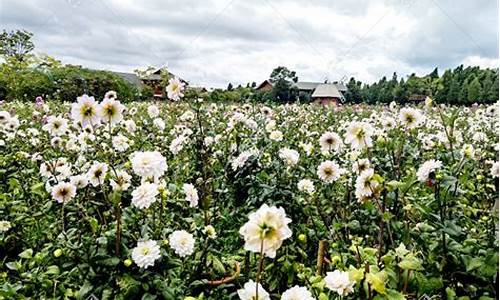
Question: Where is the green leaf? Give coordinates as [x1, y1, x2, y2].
[374, 289, 406, 300]
[366, 270, 387, 294]
[398, 254, 423, 270]
[18, 248, 33, 259]
[464, 256, 482, 272]
[45, 265, 60, 275]
[6, 261, 20, 271]
[100, 257, 120, 267]
[75, 281, 93, 300]
[395, 243, 409, 258]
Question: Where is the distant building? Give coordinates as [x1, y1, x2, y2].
[408, 94, 427, 103]
[255, 80, 273, 92]
[112, 68, 188, 99]
[311, 83, 344, 106]
[255, 80, 347, 105]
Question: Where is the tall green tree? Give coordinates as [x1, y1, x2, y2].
[269, 66, 299, 102]
[0, 29, 34, 62]
[467, 76, 481, 103]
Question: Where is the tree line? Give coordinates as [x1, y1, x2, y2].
[344, 66, 499, 105]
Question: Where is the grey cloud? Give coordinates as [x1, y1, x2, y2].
[0, 0, 497, 87]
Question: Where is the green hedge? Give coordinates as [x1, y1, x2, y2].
[0, 65, 142, 102]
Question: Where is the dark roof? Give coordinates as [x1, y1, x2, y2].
[294, 81, 319, 90]
[112, 71, 142, 87]
[256, 80, 347, 92]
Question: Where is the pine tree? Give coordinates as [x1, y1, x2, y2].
[467, 77, 481, 103]
[488, 75, 499, 103]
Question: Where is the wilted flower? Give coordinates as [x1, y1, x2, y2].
[110, 170, 132, 191]
[231, 150, 257, 171]
[239, 204, 292, 258]
[353, 158, 371, 174]
[278, 148, 299, 166]
[131, 240, 161, 269]
[183, 183, 199, 207]
[416, 159, 442, 182]
[203, 225, 217, 239]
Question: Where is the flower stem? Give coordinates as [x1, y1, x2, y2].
[255, 239, 265, 299]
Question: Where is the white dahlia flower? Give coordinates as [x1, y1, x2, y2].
[98, 98, 124, 125]
[51, 182, 76, 204]
[399, 107, 425, 129]
[130, 151, 167, 179]
[317, 160, 346, 183]
[166, 77, 185, 101]
[71, 94, 100, 126]
[319, 131, 343, 153]
[344, 121, 374, 150]
[281, 285, 314, 300]
[239, 204, 292, 258]
[297, 179, 315, 194]
[237, 280, 270, 300]
[131, 183, 159, 209]
[168, 230, 195, 257]
[324, 270, 355, 296]
[131, 240, 161, 269]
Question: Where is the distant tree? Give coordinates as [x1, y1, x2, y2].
[467, 76, 481, 103]
[0, 29, 34, 62]
[447, 77, 461, 104]
[269, 66, 299, 102]
[227, 83, 233, 91]
[270, 66, 298, 83]
[429, 67, 439, 79]
[345, 77, 362, 103]
[488, 75, 499, 103]
[251, 82, 256, 88]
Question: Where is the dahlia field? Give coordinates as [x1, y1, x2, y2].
[0, 93, 498, 299]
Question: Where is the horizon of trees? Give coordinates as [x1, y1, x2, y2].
[344, 66, 499, 105]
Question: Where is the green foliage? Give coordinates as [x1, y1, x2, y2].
[0, 29, 34, 62]
[344, 66, 499, 105]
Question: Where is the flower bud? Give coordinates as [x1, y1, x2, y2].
[53, 249, 63, 258]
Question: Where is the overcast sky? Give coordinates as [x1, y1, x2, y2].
[1, 0, 498, 88]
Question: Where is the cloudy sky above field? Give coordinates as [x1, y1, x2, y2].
[1, 0, 498, 87]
